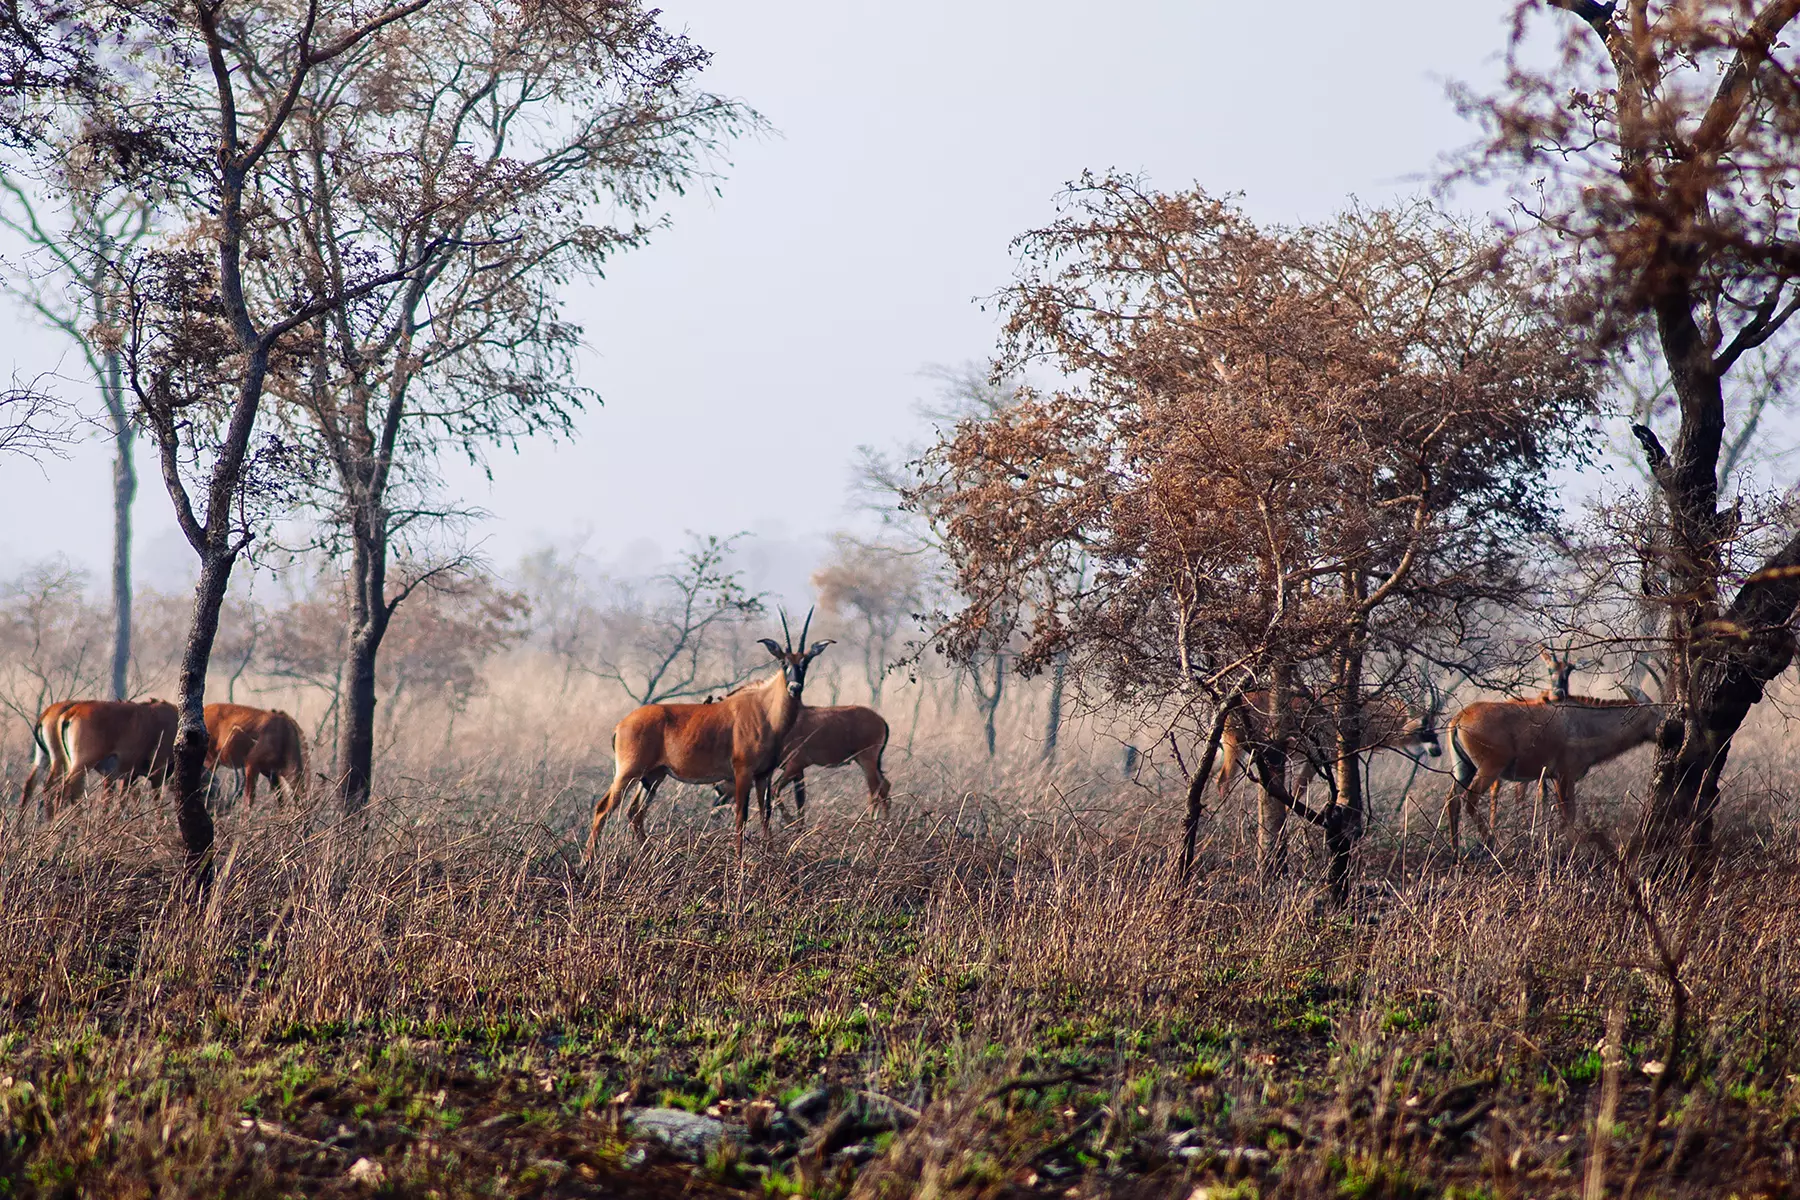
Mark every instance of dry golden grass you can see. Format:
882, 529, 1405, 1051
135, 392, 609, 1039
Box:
2, 733, 1800, 1200
2, 671, 1799, 1197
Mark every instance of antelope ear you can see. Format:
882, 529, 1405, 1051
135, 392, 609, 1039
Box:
758, 638, 785, 658
804, 640, 835, 660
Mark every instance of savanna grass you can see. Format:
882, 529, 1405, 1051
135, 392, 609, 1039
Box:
2, 740, 1800, 1198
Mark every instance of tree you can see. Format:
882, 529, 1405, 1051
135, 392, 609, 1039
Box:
251, 0, 746, 811
0, 177, 153, 700
0, 0, 100, 150
913, 178, 1595, 878
583, 534, 767, 706
811, 536, 925, 706
0, 380, 68, 459
71, 0, 471, 873
1463, 0, 1800, 855
0, 560, 109, 728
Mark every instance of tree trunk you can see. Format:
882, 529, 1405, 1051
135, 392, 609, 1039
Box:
1182, 687, 1245, 876
171, 546, 230, 876
109, 402, 134, 701
975, 654, 1004, 757
338, 521, 391, 813
1638, 297, 1800, 856
1333, 569, 1368, 823
1255, 663, 1292, 876
1042, 651, 1066, 765
1642, 528, 1800, 856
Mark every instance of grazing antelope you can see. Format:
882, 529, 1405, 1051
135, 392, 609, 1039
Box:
711, 704, 893, 820
584, 612, 832, 860
1214, 690, 1442, 801
204, 703, 308, 806
1444, 683, 1662, 853
18, 699, 78, 814
49, 699, 179, 814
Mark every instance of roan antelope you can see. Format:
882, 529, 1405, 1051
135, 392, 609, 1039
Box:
1444, 683, 1663, 853
18, 699, 79, 815
204, 703, 308, 806
1214, 690, 1442, 801
584, 612, 832, 860
41, 699, 178, 815
711, 703, 892, 821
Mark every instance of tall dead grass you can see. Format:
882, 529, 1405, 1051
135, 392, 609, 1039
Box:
3, 671, 1800, 1195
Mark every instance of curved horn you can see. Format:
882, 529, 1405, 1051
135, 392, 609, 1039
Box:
798, 605, 814, 650
780, 607, 793, 652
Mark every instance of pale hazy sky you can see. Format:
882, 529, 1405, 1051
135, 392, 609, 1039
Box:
1, 1, 1529, 595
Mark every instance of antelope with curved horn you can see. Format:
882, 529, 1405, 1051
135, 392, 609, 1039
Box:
584, 609, 832, 860
1445, 682, 1664, 854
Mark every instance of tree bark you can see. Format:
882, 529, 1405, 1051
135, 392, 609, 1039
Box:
171, 546, 229, 876
1042, 651, 1066, 764
338, 514, 391, 812
1182, 687, 1245, 876
1255, 663, 1292, 876
1637, 294, 1800, 856
972, 653, 1004, 758
1642, 526, 1800, 856
108, 382, 134, 701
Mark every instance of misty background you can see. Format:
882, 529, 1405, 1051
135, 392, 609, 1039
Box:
0, 1, 1622, 600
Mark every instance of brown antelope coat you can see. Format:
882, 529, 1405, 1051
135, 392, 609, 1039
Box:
584, 628, 831, 859
714, 704, 892, 819
1445, 686, 1662, 850
1215, 690, 1441, 800
18, 699, 78, 814
205, 703, 308, 806
51, 699, 178, 812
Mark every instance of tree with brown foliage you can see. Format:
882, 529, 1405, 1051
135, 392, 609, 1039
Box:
914, 177, 1595, 883
812, 535, 926, 706
251, 0, 746, 811
1462, 0, 1800, 856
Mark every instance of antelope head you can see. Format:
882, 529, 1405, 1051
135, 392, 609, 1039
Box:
757, 607, 833, 698
1539, 642, 1575, 700
1411, 674, 1446, 758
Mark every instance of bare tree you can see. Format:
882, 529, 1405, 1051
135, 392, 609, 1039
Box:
1462, 0, 1800, 855
583, 534, 767, 706
0, 176, 153, 699
0, 379, 69, 460
811, 535, 925, 706
0, 560, 109, 727
250, 0, 747, 811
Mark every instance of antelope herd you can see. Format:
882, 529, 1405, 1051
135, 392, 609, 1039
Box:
19, 698, 303, 818
582, 609, 833, 860
13, 613, 1667, 867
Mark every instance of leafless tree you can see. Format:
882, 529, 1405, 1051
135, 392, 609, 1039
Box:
582, 534, 767, 706
0, 378, 69, 460
811, 535, 926, 706
0, 560, 109, 728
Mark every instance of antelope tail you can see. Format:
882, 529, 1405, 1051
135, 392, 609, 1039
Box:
1449, 727, 1478, 789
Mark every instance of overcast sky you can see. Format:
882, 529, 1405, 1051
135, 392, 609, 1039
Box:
1, 1, 1535, 597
